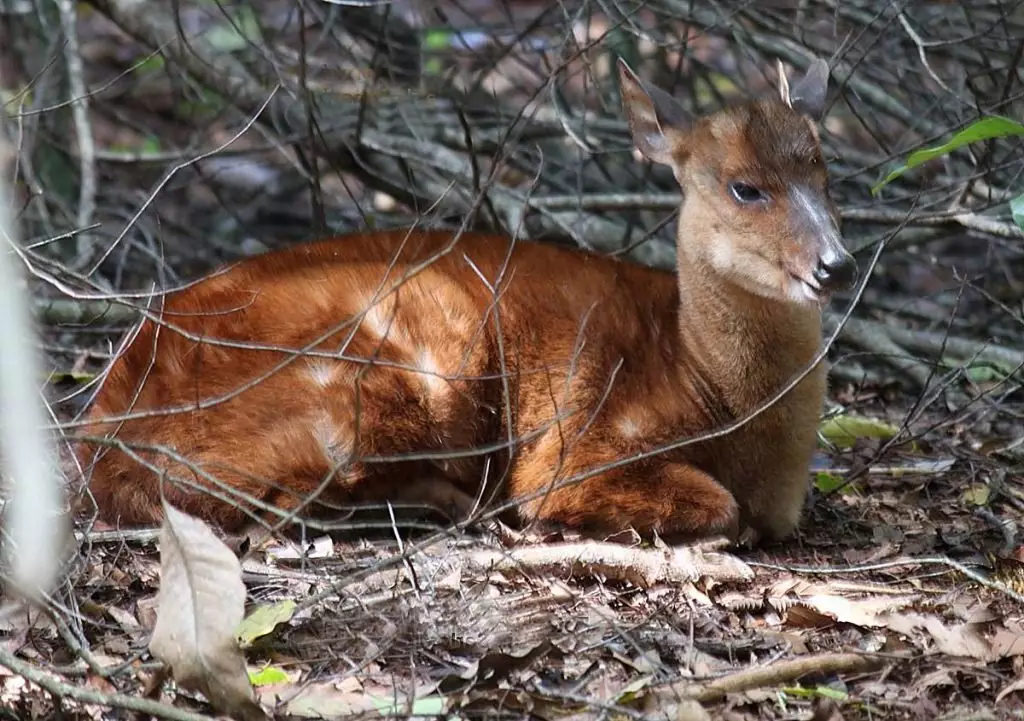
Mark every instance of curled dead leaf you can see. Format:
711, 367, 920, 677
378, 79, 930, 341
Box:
149, 501, 267, 721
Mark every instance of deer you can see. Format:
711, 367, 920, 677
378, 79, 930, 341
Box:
74, 57, 857, 548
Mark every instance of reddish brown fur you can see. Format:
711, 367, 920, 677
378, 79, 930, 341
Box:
75, 59, 854, 545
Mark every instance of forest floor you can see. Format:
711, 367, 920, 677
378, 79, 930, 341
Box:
5, 390, 1024, 721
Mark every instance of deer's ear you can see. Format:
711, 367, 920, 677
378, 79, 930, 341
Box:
617, 58, 692, 167
788, 58, 830, 122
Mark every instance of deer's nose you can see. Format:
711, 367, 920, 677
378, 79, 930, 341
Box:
812, 252, 858, 291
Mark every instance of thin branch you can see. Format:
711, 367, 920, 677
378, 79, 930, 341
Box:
0, 646, 212, 721
662, 652, 887, 703
56, 0, 97, 267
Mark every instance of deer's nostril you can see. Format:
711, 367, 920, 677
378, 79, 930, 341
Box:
814, 254, 858, 290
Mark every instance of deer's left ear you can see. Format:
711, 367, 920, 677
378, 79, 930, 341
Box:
785, 58, 830, 122
618, 57, 693, 168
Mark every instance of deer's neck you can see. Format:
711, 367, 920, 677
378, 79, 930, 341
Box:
674, 257, 823, 414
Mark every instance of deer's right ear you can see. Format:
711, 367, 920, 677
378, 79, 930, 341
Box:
617, 58, 692, 167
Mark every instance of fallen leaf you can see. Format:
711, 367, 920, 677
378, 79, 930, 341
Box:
913, 668, 956, 692
149, 501, 267, 721
990, 627, 1024, 658
819, 414, 900, 449
814, 471, 851, 494
248, 665, 292, 687
962, 484, 990, 506
278, 682, 446, 718
265, 536, 333, 561
236, 600, 297, 648
616, 675, 653, 703
923, 617, 995, 661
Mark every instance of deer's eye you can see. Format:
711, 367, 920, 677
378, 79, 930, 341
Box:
728, 181, 767, 205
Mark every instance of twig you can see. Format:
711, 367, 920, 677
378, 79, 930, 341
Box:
841, 207, 1024, 239
825, 313, 937, 390
73, 526, 161, 544
35, 298, 136, 325
466, 540, 753, 588
0, 646, 213, 721
826, 313, 1024, 373
747, 555, 1024, 606
662, 652, 886, 703
56, 0, 97, 267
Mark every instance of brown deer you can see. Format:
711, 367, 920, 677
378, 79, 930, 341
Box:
74, 57, 856, 546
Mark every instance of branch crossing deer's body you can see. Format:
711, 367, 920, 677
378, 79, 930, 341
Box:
77, 58, 857, 545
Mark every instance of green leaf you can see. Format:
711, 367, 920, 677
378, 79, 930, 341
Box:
135, 54, 165, 75
819, 414, 900, 449
424, 29, 452, 50
141, 136, 162, 155
1011, 194, 1024, 231
615, 675, 653, 703
962, 484, 990, 506
815, 686, 850, 701
235, 600, 296, 648
248, 665, 290, 686
964, 364, 1003, 384
872, 116, 1024, 194
782, 685, 849, 701
814, 471, 847, 493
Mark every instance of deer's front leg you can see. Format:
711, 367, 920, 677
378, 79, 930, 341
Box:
512, 456, 740, 544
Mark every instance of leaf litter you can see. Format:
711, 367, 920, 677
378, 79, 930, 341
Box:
6, 400, 1024, 720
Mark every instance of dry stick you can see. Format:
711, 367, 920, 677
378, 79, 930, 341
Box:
466, 540, 754, 588
0, 646, 212, 721
825, 313, 1024, 372
34, 298, 136, 325
662, 653, 886, 703
747, 555, 1024, 606
825, 313, 937, 390
55, 0, 97, 267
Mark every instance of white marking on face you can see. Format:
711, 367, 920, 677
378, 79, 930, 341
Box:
709, 234, 734, 272
786, 276, 821, 306
790, 186, 845, 264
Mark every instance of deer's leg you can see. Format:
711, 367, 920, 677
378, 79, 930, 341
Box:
511, 435, 740, 543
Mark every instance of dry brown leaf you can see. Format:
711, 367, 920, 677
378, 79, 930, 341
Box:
922, 617, 996, 661
269, 681, 446, 718
913, 668, 957, 693
149, 501, 267, 721
991, 626, 1024, 658
767, 588, 919, 629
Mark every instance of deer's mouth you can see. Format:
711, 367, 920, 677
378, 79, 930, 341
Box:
790, 273, 824, 304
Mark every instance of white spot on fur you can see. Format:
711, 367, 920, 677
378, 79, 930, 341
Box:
616, 415, 643, 439
312, 413, 351, 468
362, 301, 392, 340
307, 361, 336, 387
416, 348, 448, 398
